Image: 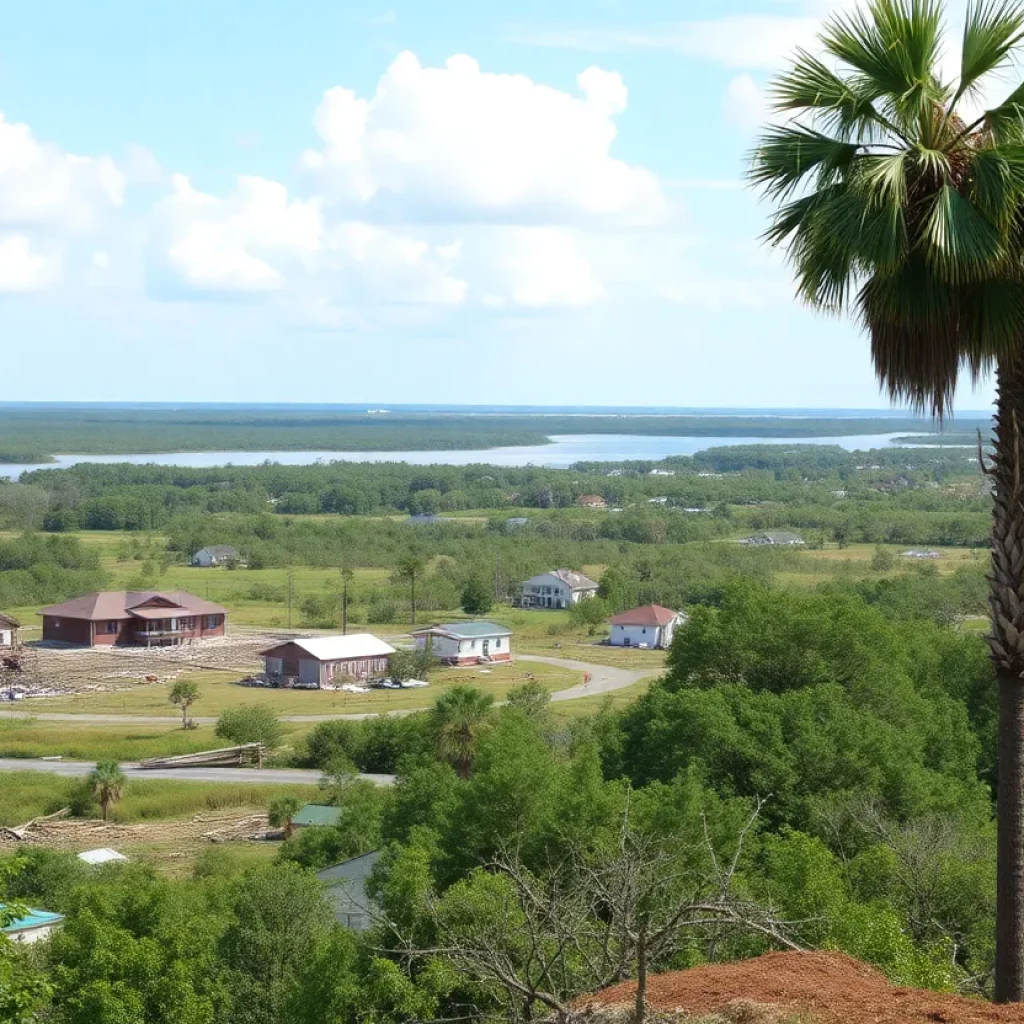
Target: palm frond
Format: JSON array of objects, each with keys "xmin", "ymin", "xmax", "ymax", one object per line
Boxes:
[
  {"xmin": 985, "ymin": 80, "xmax": 1024, "ymax": 142},
  {"xmin": 969, "ymin": 146, "xmax": 1024, "ymax": 228},
  {"xmin": 962, "ymin": 276, "xmax": 1024, "ymax": 356},
  {"xmin": 750, "ymin": 126, "xmax": 860, "ymax": 198},
  {"xmin": 859, "ymin": 262, "xmax": 962, "ymax": 416},
  {"xmin": 822, "ymin": 0, "xmax": 946, "ymax": 124},
  {"xmin": 924, "ymin": 184, "xmax": 1005, "ymax": 281},
  {"xmin": 770, "ymin": 51, "xmax": 896, "ymax": 141},
  {"xmin": 957, "ymin": 0, "xmax": 1024, "ymax": 102}
]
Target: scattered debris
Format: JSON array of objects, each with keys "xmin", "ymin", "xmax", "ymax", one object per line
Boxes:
[{"xmin": 138, "ymin": 744, "xmax": 265, "ymax": 770}]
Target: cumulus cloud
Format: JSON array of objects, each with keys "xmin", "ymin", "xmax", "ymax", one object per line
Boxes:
[
  {"xmin": 151, "ymin": 174, "xmax": 322, "ymax": 295},
  {"xmin": 0, "ymin": 111, "xmax": 124, "ymax": 230},
  {"xmin": 724, "ymin": 74, "xmax": 767, "ymax": 130},
  {"xmin": 468, "ymin": 227, "xmax": 604, "ymax": 309},
  {"xmin": 0, "ymin": 235, "xmax": 59, "ymax": 293},
  {"xmin": 303, "ymin": 51, "xmax": 663, "ymax": 225}
]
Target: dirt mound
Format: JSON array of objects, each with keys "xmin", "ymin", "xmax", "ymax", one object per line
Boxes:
[{"xmin": 583, "ymin": 951, "xmax": 1024, "ymax": 1024}]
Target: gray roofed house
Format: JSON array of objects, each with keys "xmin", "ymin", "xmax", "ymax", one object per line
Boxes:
[
  {"xmin": 191, "ymin": 545, "xmax": 242, "ymax": 567},
  {"xmin": 317, "ymin": 851, "xmax": 382, "ymax": 931},
  {"xmin": 521, "ymin": 569, "xmax": 600, "ymax": 609},
  {"xmin": 739, "ymin": 531, "xmax": 806, "ymax": 547}
]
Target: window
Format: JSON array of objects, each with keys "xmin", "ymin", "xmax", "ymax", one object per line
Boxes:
[
  {"xmin": 53, "ymin": 618, "xmax": 60, "ymax": 628},
  {"xmin": 493, "ymin": 638, "xmax": 501, "ymax": 649},
  {"xmin": 106, "ymin": 621, "xmax": 119, "ymax": 634},
  {"xmin": 206, "ymin": 615, "xmax": 219, "ymax": 629}
]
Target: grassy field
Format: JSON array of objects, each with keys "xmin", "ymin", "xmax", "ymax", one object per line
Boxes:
[
  {"xmin": 30, "ymin": 658, "xmax": 580, "ymax": 718},
  {"xmin": 0, "ymin": 771, "xmax": 319, "ymax": 826}
]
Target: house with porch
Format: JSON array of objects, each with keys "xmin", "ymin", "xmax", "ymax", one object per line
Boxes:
[
  {"xmin": 40, "ymin": 592, "xmax": 227, "ymax": 647},
  {"xmin": 411, "ymin": 621, "xmax": 512, "ymax": 665},
  {"xmin": 521, "ymin": 569, "xmax": 599, "ymax": 609}
]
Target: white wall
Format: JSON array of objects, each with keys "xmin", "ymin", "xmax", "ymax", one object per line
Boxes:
[
  {"xmin": 522, "ymin": 574, "xmax": 596, "ymax": 608},
  {"xmin": 610, "ymin": 624, "xmax": 662, "ymax": 648},
  {"xmin": 0, "ymin": 628, "xmax": 11, "ymax": 646}
]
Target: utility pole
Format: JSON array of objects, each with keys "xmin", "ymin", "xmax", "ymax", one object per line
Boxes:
[
  {"xmin": 340, "ymin": 566, "xmax": 351, "ymax": 635},
  {"xmin": 287, "ymin": 572, "xmax": 294, "ymax": 629}
]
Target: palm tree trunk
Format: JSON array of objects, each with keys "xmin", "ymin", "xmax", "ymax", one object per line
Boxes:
[{"xmin": 991, "ymin": 352, "xmax": 1024, "ymax": 1003}]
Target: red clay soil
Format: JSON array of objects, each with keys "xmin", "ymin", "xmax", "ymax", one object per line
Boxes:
[{"xmin": 582, "ymin": 951, "xmax": 1024, "ymax": 1024}]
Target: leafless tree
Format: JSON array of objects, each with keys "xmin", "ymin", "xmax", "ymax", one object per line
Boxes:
[{"xmin": 386, "ymin": 797, "xmax": 803, "ymax": 1024}]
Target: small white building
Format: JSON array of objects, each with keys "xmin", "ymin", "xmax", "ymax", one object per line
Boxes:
[
  {"xmin": 739, "ymin": 531, "xmax": 806, "ymax": 547},
  {"xmin": 0, "ymin": 612, "xmax": 19, "ymax": 648},
  {"xmin": 412, "ymin": 621, "xmax": 512, "ymax": 665},
  {"xmin": 608, "ymin": 605, "xmax": 688, "ymax": 649},
  {"xmin": 191, "ymin": 545, "xmax": 242, "ymax": 567},
  {"xmin": 78, "ymin": 847, "xmax": 128, "ymax": 866},
  {"xmin": 1, "ymin": 905, "xmax": 63, "ymax": 944},
  {"xmin": 260, "ymin": 634, "xmax": 396, "ymax": 688},
  {"xmin": 521, "ymin": 570, "xmax": 599, "ymax": 609}
]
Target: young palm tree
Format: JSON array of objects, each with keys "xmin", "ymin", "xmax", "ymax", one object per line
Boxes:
[
  {"xmin": 268, "ymin": 795, "xmax": 303, "ymax": 839},
  {"xmin": 751, "ymin": 0, "xmax": 1024, "ymax": 1001},
  {"xmin": 431, "ymin": 685, "xmax": 494, "ymax": 779},
  {"xmin": 88, "ymin": 760, "xmax": 125, "ymax": 822}
]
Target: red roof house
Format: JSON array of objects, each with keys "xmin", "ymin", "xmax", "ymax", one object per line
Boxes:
[
  {"xmin": 40, "ymin": 591, "xmax": 227, "ymax": 647},
  {"xmin": 608, "ymin": 604, "xmax": 687, "ymax": 650}
]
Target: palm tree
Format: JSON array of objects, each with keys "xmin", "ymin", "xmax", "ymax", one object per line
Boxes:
[
  {"xmin": 396, "ymin": 553, "xmax": 426, "ymax": 626},
  {"xmin": 268, "ymin": 795, "xmax": 303, "ymax": 839},
  {"xmin": 88, "ymin": 760, "xmax": 125, "ymax": 822},
  {"xmin": 168, "ymin": 679, "xmax": 200, "ymax": 730},
  {"xmin": 751, "ymin": 0, "xmax": 1024, "ymax": 1000},
  {"xmin": 432, "ymin": 685, "xmax": 494, "ymax": 779}
]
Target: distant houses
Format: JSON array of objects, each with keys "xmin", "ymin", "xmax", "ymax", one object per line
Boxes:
[
  {"xmin": 505, "ymin": 517, "xmax": 530, "ymax": 530},
  {"xmin": 191, "ymin": 545, "xmax": 242, "ymax": 567},
  {"xmin": 318, "ymin": 851, "xmax": 382, "ymax": 931},
  {"xmin": 0, "ymin": 612, "xmax": 20, "ymax": 649},
  {"xmin": 903, "ymin": 549, "xmax": 942, "ymax": 560},
  {"xmin": 577, "ymin": 495, "xmax": 607, "ymax": 509},
  {"xmin": 521, "ymin": 569, "xmax": 600, "ymax": 609},
  {"xmin": 405, "ymin": 513, "xmax": 455, "ymax": 525},
  {"xmin": 1, "ymin": 905, "xmax": 63, "ymax": 944},
  {"xmin": 260, "ymin": 634, "xmax": 395, "ymax": 688},
  {"xmin": 739, "ymin": 531, "xmax": 806, "ymax": 547},
  {"xmin": 412, "ymin": 621, "xmax": 512, "ymax": 665},
  {"xmin": 609, "ymin": 605, "xmax": 688, "ymax": 650},
  {"xmin": 40, "ymin": 591, "xmax": 227, "ymax": 648}
]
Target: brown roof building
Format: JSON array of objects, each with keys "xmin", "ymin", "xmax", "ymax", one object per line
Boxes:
[{"xmin": 40, "ymin": 591, "xmax": 227, "ymax": 648}]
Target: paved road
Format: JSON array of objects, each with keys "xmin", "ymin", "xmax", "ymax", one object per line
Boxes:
[
  {"xmin": 0, "ymin": 757, "xmax": 394, "ymax": 786},
  {"xmin": 0, "ymin": 654, "xmax": 658, "ymax": 727},
  {"xmin": 516, "ymin": 654, "xmax": 654, "ymax": 701}
]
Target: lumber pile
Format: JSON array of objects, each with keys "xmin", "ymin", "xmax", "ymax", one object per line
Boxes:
[{"xmin": 138, "ymin": 743, "xmax": 265, "ymax": 769}]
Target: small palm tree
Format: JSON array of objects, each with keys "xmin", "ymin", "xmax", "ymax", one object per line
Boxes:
[
  {"xmin": 432, "ymin": 685, "xmax": 494, "ymax": 779},
  {"xmin": 88, "ymin": 760, "xmax": 125, "ymax": 822},
  {"xmin": 268, "ymin": 795, "xmax": 303, "ymax": 839},
  {"xmin": 395, "ymin": 553, "xmax": 426, "ymax": 626},
  {"xmin": 751, "ymin": 0, "xmax": 1024, "ymax": 1000},
  {"xmin": 168, "ymin": 679, "xmax": 200, "ymax": 730}
]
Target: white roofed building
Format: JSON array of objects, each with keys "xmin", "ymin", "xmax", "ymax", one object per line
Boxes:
[
  {"xmin": 260, "ymin": 634, "xmax": 396, "ymax": 688},
  {"xmin": 411, "ymin": 621, "xmax": 512, "ymax": 665},
  {"xmin": 521, "ymin": 569, "xmax": 599, "ymax": 609}
]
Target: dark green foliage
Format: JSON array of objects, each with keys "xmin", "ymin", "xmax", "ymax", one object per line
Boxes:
[
  {"xmin": 214, "ymin": 706, "xmax": 284, "ymax": 751},
  {"xmin": 459, "ymin": 576, "xmax": 492, "ymax": 615}
]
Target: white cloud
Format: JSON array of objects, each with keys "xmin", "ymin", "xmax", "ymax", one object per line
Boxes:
[
  {"xmin": 152, "ymin": 174, "xmax": 322, "ymax": 295},
  {"xmin": 303, "ymin": 51, "xmax": 663, "ymax": 225},
  {"xmin": 0, "ymin": 235, "xmax": 59, "ymax": 293},
  {"xmin": 468, "ymin": 227, "xmax": 604, "ymax": 308},
  {"xmin": 724, "ymin": 74, "xmax": 767, "ymax": 130},
  {"xmin": 0, "ymin": 111, "xmax": 124, "ymax": 230},
  {"xmin": 91, "ymin": 250, "xmax": 110, "ymax": 269},
  {"xmin": 121, "ymin": 143, "xmax": 164, "ymax": 185},
  {"xmin": 324, "ymin": 221, "xmax": 468, "ymax": 306}
]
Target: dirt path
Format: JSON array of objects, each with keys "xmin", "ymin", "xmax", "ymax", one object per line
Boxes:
[{"xmin": 515, "ymin": 655, "xmax": 655, "ymax": 701}]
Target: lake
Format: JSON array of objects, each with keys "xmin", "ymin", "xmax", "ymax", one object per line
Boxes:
[{"xmin": 0, "ymin": 432, "xmax": 932, "ymax": 480}]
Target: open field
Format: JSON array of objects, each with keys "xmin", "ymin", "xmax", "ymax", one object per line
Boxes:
[{"xmin": 11, "ymin": 656, "xmax": 580, "ymax": 716}]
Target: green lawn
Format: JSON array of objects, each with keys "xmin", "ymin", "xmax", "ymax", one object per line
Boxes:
[{"xmin": 0, "ymin": 771, "xmax": 319, "ymax": 827}]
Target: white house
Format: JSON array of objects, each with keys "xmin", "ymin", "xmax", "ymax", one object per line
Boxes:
[
  {"xmin": 1, "ymin": 906, "xmax": 64, "ymax": 944},
  {"xmin": 0, "ymin": 612, "xmax": 19, "ymax": 648},
  {"xmin": 191, "ymin": 545, "xmax": 242, "ymax": 567},
  {"xmin": 739, "ymin": 531, "xmax": 806, "ymax": 547},
  {"xmin": 412, "ymin": 621, "xmax": 512, "ymax": 665},
  {"xmin": 260, "ymin": 634, "xmax": 396, "ymax": 688},
  {"xmin": 521, "ymin": 570, "xmax": 599, "ymax": 609},
  {"xmin": 608, "ymin": 605, "xmax": 688, "ymax": 649}
]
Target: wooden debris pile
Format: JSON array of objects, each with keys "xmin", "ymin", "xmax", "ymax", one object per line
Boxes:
[{"xmin": 138, "ymin": 743, "xmax": 265, "ymax": 769}]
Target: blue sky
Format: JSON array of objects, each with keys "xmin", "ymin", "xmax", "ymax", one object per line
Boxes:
[{"xmin": 0, "ymin": 0, "xmax": 998, "ymax": 410}]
